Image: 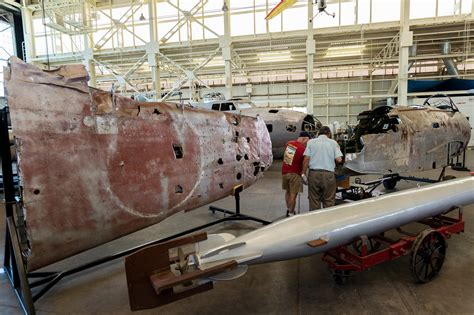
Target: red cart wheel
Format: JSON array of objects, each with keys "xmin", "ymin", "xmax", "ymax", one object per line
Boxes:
[{"xmin": 410, "ymin": 229, "xmax": 446, "ymax": 283}]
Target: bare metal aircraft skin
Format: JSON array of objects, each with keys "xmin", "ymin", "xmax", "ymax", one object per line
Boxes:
[
  {"xmin": 342, "ymin": 105, "xmax": 471, "ymax": 174},
  {"xmin": 4, "ymin": 57, "xmax": 272, "ymax": 271},
  {"xmin": 195, "ymin": 101, "xmax": 321, "ymax": 159},
  {"xmin": 239, "ymin": 108, "xmax": 321, "ymax": 159}
]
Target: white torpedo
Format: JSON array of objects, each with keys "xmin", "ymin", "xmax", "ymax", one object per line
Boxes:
[
  {"xmin": 125, "ymin": 176, "xmax": 474, "ymax": 310},
  {"xmin": 194, "ymin": 176, "xmax": 474, "ymax": 277}
]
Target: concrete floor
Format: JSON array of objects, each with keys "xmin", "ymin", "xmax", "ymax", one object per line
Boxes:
[{"xmin": 1, "ymin": 150, "xmax": 474, "ymax": 314}]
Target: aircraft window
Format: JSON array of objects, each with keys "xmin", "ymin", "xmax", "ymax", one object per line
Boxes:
[
  {"xmin": 432, "ymin": 122, "xmax": 440, "ymax": 128},
  {"xmin": 172, "ymin": 144, "xmax": 183, "ymax": 159},
  {"xmin": 269, "ymin": 109, "xmax": 279, "ymax": 113},
  {"xmin": 211, "ymin": 103, "xmax": 220, "ymax": 111},
  {"xmin": 175, "ymin": 185, "xmax": 183, "ymax": 193},
  {"xmin": 220, "ymin": 102, "xmax": 235, "ymax": 111},
  {"xmin": 266, "ymin": 124, "xmax": 273, "ymax": 133},
  {"xmin": 286, "ymin": 124, "xmax": 297, "ymax": 132}
]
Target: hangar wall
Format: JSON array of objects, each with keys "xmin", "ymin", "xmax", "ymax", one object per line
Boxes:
[{"xmin": 2, "ymin": 0, "xmax": 474, "ymax": 128}]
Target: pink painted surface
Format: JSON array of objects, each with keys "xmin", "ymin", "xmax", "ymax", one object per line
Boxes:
[{"xmin": 4, "ymin": 58, "xmax": 272, "ymax": 271}]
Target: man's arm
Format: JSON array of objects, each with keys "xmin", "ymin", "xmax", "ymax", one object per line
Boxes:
[
  {"xmin": 302, "ymin": 156, "xmax": 310, "ymax": 175},
  {"xmin": 334, "ymin": 142, "xmax": 343, "ymax": 165}
]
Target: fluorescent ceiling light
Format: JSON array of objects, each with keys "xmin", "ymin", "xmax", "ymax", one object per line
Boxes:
[
  {"xmin": 324, "ymin": 44, "xmax": 365, "ymax": 58},
  {"xmin": 257, "ymin": 51, "xmax": 293, "ymax": 63},
  {"xmin": 194, "ymin": 56, "xmax": 225, "ymax": 66}
]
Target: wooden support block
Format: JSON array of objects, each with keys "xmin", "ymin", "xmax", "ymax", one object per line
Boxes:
[
  {"xmin": 149, "ymin": 260, "xmax": 238, "ymax": 294},
  {"xmin": 125, "ymin": 232, "xmax": 208, "ymax": 311}
]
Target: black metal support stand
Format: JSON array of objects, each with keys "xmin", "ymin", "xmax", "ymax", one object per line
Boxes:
[
  {"xmin": 451, "ymin": 149, "xmax": 470, "ymax": 172},
  {"xmin": 2, "ymin": 107, "xmax": 271, "ymax": 314},
  {"xmin": 208, "ymin": 184, "xmax": 272, "ymax": 225},
  {"xmin": 2, "ymin": 107, "xmax": 35, "ymax": 315}
]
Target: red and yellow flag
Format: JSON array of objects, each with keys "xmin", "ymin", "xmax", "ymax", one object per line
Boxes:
[{"xmin": 265, "ymin": 0, "xmax": 297, "ymax": 20}]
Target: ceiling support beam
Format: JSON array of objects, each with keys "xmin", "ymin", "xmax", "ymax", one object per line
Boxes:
[
  {"xmin": 95, "ymin": 2, "xmax": 144, "ymax": 50},
  {"xmin": 161, "ymin": 0, "xmax": 208, "ymax": 44},
  {"xmin": 306, "ymin": 0, "xmax": 315, "ymax": 115},
  {"xmin": 94, "ymin": 58, "xmax": 144, "ymax": 96},
  {"xmin": 397, "ymin": 0, "xmax": 412, "ymax": 106},
  {"xmin": 148, "ymin": 0, "xmax": 160, "ymax": 100},
  {"xmin": 166, "ymin": 1, "xmax": 219, "ymax": 38},
  {"xmin": 222, "ymin": 0, "xmax": 232, "ymax": 99},
  {"xmin": 20, "ymin": 2, "xmax": 34, "ymax": 61},
  {"xmin": 160, "ymin": 47, "xmax": 219, "ymax": 101},
  {"xmin": 83, "ymin": 0, "xmax": 96, "ymax": 87}
]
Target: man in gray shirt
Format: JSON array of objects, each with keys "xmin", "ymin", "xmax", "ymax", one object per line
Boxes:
[{"xmin": 302, "ymin": 126, "xmax": 343, "ymax": 210}]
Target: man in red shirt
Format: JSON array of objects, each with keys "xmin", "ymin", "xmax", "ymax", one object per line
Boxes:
[{"xmin": 282, "ymin": 131, "xmax": 311, "ymax": 217}]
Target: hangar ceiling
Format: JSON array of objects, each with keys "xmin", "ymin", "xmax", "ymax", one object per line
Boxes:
[{"xmin": 3, "ymin": 0, "xmax": 474, "ymax": 110}]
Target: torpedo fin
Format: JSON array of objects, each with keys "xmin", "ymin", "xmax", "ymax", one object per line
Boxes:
[
  {"xmin": 200, "ymin": 241, "xmax": 247, "ymax": 259},
  {"xmin": 208, "ymin": 265, "xmax": 248, "ymax": 281},
  {"xmin": 196, "ymin": 233, "xmax": 236, "ymax": 254}
]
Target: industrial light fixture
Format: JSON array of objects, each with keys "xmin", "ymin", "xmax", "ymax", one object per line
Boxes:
[
  {"xmin": 257, "ymin": 51, "xmax": 293, "ymax": 63},
  {"xmin": 324, "ymin": 44, "xmax": 365, "ymax": 58},
  {"xmin": 222, "ymin": 1, "xmax": 228, "ymax": 11},
  {"xmin": 195, "ymin": 56, "xmax": 225, "ymax": 66},
  {"xmin": 310, "ymin": 0, "xmax": 335, "ymax": 22},
  {"xmin": 139, "ymin": 13, "xmax": 146, "ymax": 21}
]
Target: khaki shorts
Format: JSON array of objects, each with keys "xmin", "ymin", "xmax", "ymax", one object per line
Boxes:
[{"xmin": 282, "ymin": 173, "xmax": 302, "ymax": 194}]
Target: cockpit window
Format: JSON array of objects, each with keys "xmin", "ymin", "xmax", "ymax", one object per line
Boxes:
[{"xmin": 220, "ymin": 102, "xmax": 236, "ymax": 111}]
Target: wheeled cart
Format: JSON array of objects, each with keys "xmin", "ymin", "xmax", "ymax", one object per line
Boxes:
[{"xmin": 322, "ymin": 206, "xmax": 464, "ymax": 284}]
